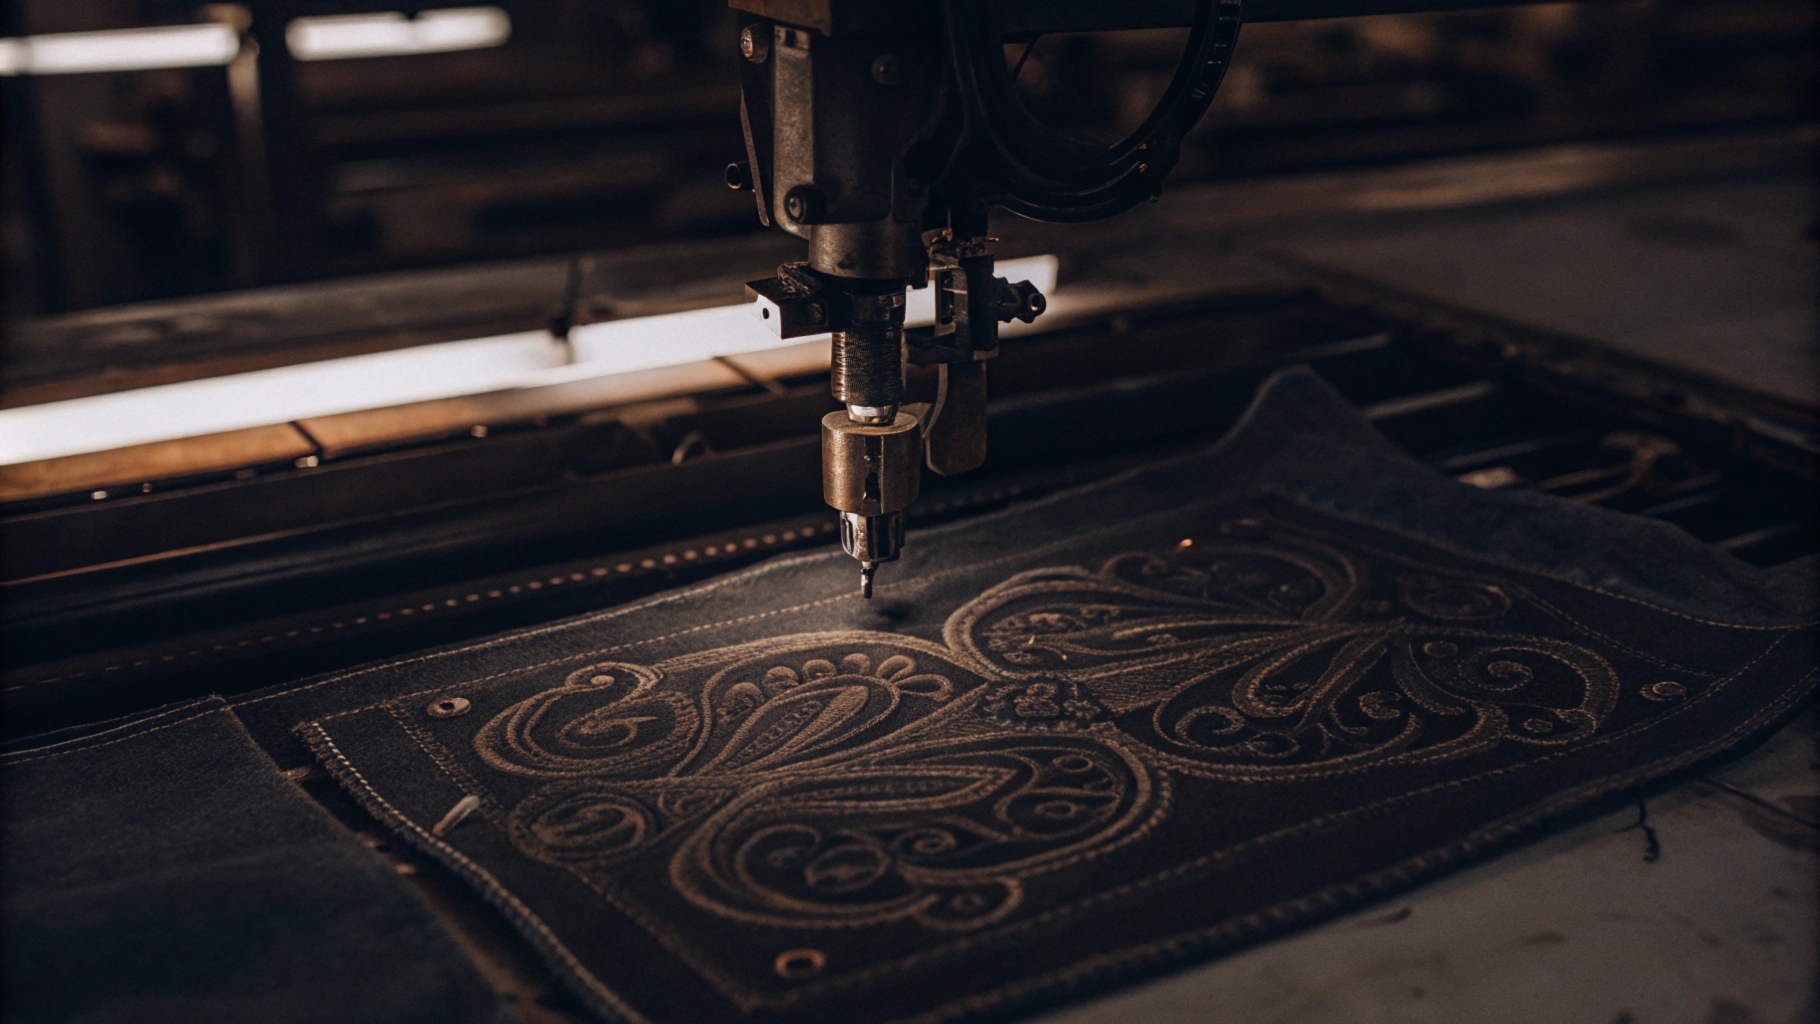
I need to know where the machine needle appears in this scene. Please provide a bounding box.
[860,563,876,599]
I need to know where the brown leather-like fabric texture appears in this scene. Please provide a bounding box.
[291,368,1817,1024]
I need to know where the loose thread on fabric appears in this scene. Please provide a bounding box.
[432,794,483,838]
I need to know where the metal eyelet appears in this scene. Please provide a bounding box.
[773,948,826,980]
[426,697,472,718]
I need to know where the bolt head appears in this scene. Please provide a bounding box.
[782,184,825,224]
[870,53,901,86]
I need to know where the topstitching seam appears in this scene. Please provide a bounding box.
[249,517,1164,718]
[0,697,223,758]
[238,584,851,710]
[305,592,858,723]
[1,707,226,766]
[300,724,654,1024]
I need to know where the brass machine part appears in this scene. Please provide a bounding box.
[829,288,907,419]
[821,409,920,597]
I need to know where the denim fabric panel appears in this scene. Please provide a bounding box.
[1200,372,1816,624]
[2,696,523,1024]
[287,369,1817,1024]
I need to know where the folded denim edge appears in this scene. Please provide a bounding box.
[295,718,652,1024]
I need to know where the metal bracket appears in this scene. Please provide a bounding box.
[905,244,1045,365]
[920,360,989,475]
[746,263,838,338]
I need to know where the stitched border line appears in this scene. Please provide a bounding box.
[5,523,847,694]
[1,701,228,767]
[298,724,654,1024]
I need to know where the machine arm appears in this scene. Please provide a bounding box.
[727,0,1559,596]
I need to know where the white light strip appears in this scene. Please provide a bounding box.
[286,7,511,61]
[0,23,239,77]
[0,256,1059,466]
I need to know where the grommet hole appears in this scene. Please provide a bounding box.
[427,697,472,718]
[773,948,826,980]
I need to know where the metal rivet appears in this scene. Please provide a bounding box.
[427,697,471,718]
[783,184,825,224]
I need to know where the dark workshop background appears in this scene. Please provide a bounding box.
[2,0,1815,322]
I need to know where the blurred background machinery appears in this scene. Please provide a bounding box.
[3,0,1812,317]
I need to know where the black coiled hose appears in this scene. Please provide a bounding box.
[936,0,1243,222]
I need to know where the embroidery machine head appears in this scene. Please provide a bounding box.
[730,0,1563,596]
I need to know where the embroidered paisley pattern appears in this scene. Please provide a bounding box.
[478,637,1161,931]
[947,529,1619,780]
[463,517,1626,932]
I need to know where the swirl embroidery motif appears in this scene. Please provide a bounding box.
[466,519,1621,931]
[945,529,1620,781]
[477,637,1161,932]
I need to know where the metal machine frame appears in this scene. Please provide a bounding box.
[726,0,1570,591]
